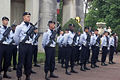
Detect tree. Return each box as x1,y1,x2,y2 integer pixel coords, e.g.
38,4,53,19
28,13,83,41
85,0,120,29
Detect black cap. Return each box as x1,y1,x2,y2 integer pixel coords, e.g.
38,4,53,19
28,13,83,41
48,21,55,24
84,27,89,30
23,12,31,16
65,29,69,31
104,31,108,34
94,29,98,31
69,24,75,27
2,17,9,21
111,32,115,36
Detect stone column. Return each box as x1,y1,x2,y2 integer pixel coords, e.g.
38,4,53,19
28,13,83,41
0,0,11,26
39,0,57,32
25,0,39,23
62,0,76,26
76,0,85,30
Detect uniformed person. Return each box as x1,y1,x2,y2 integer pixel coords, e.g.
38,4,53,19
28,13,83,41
42,21,58,80
80,27,91,71
61,29,69,68
8,24,17,70
86,31,92,64
0,17,11,79
109,33,116,64
57,30,64,63
32,29,40,67
14,12,33,80
74,31,81,65
101,31,109,66
30,28,40,74
90,29,100,68
62,24,78,75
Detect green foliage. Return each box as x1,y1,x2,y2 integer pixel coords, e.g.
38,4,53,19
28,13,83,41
114,25,120,50
62,18,83,33
85,0,120,29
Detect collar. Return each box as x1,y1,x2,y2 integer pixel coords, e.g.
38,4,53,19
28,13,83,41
21,21,30,27
1,25,7,29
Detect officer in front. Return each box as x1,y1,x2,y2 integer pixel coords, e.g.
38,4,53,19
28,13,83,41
0,17,12,79
62,24,78,75
42,21,58,80
14,12,33,80
80,27,91,71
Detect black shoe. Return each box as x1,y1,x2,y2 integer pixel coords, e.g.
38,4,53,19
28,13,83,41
65,71,71,75
25,76,31,80
109,61,112,64
71,70,78,73
13,67,17,70
18,77,21,80
8,67,12,72
55,67,57,70
111,61,116,64
3,73,11,79
50,73,58,78
84,67,91,70
94,64,99,68
80,66,86,71
61,64,65,68
101,63,108,66
91,64,95,68
34,64,40,67
0,74,2,80
45,73,50,80
31,70,36,74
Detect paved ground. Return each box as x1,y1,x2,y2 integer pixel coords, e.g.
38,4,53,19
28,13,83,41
2,53,120,80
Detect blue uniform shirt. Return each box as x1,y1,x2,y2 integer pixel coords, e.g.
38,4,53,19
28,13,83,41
101,35,110,48
80,32,88,46
14,22,33,45
62,31,75,46
57,34,64,47
109,36,115,47
42,29,56,48
0,25,10,44
9,30,16,45
90,34,100,46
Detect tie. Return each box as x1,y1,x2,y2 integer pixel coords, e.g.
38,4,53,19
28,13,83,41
24,22,29,26
114,36,116,47
106,36,109,46
3,25,7,29
86,33,90,43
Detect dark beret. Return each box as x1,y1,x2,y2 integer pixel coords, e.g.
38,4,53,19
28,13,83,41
69,24,75,27
23,12,31,16
84,27,89,30
48,21,55,24
94,29,98,31
2,17,9,21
